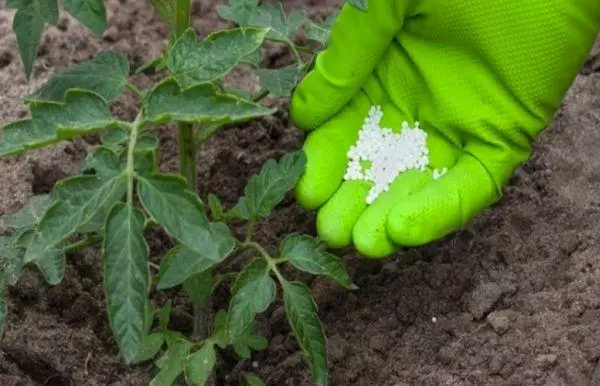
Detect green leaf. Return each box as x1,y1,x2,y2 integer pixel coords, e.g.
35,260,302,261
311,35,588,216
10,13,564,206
157,245,229,290
144,80,276,125
7,0,59,79
281,234,357,290
305,13,337,46
101,127,129,145
81,146,122,177
257,65,300,98
134,135,158,153
26,51,129,103
0,237,25,286
0,89,117,158
131,332,165,365
167,27,268,89
137,173,236,267
217,0,258,25
232,150,306,220
207,194,224,221
0,297,6,339
157,299,172,330
184,343,217,385
34,246,65,285
0,194,52,231
150,338,193,386
25,173,127,265
247,3,306,43
149,0,177,30
282,281,327,386
183,270,213,306
243,373,266,386
345,0,368,11
227,259,276,341
212,310,228,349
62,0,106,35
103,203,150,364
241,49,263,68
233,334,268,359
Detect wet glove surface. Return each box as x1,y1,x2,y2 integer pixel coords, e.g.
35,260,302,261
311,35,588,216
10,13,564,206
290,0,600,258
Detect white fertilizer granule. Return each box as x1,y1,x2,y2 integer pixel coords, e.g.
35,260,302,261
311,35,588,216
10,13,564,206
344,106,430,204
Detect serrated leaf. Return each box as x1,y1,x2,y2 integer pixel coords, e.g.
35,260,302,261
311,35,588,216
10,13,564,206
0,297,6,339
103,203,150,364
24,173,127,264
345,0,368,11
81,146,122,177
26,51,129,103
137,173,236,266
183,270,213,306
305,13,337,46
227,259,276,341
167,27,268,89
131,332,165,364
0,89,117,158
144,80,275,125
217,0,258,25
34,246,65,285
243,373,265,386
257,65,299,98
150,338,193,386
8,0,59,79
247,3,306,43
232,150,306,220
184,343,217,385
0,194,52,231
281,234,357,290
157,245,228,290
283,281,327,386
62,0,106,35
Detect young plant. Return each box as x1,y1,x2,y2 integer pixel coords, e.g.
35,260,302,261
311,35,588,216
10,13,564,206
1,0,368,385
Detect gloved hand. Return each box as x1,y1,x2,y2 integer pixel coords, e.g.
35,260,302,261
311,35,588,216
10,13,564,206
290,0,600,258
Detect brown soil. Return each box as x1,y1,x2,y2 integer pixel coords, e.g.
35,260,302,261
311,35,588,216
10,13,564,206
1,1,600,385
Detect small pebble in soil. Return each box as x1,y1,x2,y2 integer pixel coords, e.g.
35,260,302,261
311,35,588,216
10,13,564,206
344,105,430,204
252,361,259,369
431,316,438,323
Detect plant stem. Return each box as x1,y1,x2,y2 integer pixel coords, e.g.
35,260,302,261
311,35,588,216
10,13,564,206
175,0,191,37
252,89,269,102
178,123,197,192
64,235,102,254
126,112,144,204
125,82,144,100
245,220,256,243
239,240,287,283
288,42,303,66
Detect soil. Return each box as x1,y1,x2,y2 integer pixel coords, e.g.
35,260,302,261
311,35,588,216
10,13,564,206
1,1,600,385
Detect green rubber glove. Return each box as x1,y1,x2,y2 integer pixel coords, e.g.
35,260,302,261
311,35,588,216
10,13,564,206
290,0,600,258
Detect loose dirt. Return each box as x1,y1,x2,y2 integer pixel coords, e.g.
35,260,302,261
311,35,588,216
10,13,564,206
1,1,600,385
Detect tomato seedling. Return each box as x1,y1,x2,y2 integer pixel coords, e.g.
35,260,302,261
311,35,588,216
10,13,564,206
1,0,368,385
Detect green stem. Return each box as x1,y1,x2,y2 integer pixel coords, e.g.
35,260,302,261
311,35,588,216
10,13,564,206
245,220,256,243
175,0,191,37
64,235,102,254
288,42,303,66
178,123,197,191
125,82,144,100
252,89,270,102
239,240,287,283
126,112,144,204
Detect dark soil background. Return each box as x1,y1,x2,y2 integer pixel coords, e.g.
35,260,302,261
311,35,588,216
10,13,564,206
1,1,600,385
